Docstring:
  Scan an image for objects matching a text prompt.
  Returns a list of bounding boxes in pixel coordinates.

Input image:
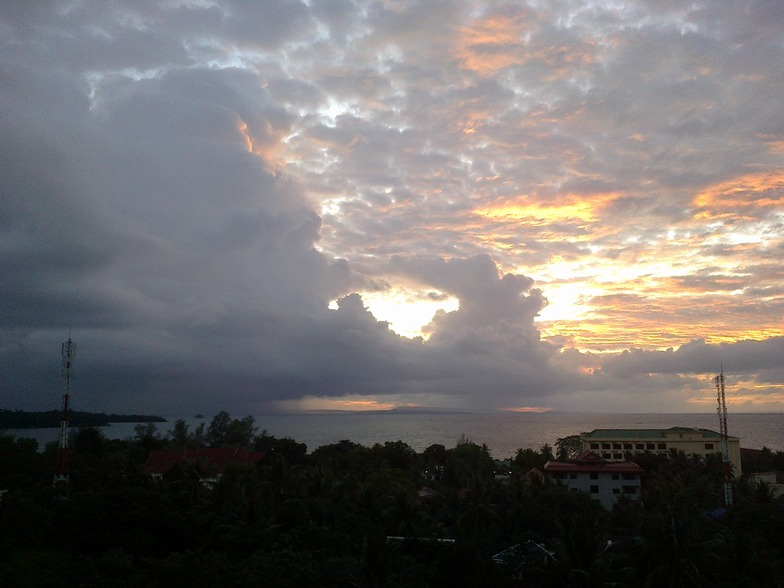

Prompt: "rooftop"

[582,427,735,440]
[544,451,643,474]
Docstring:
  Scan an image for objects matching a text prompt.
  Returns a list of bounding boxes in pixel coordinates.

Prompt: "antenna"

[53,337,75,491]
[715,368,732,506]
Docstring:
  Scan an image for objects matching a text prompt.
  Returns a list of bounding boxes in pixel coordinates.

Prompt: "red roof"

[544,451,643,474]
[144,447,266,476]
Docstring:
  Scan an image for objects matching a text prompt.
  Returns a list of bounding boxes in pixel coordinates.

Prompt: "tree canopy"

[1,414,782,586]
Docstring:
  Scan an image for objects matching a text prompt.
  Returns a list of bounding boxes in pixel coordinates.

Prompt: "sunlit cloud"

[455,14,530,74]
[502,406,553,413]
[693,172,784,220]
[359,287,460,339]
[274,397,397,412]
[474,195,605,225]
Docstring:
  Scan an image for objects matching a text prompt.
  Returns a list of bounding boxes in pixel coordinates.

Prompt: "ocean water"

[7,412,783,458]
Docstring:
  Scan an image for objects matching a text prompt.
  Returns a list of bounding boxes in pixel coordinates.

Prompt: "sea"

[5,412,783,459]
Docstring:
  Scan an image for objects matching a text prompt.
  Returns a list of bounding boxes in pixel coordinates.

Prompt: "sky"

[1,0,782,416]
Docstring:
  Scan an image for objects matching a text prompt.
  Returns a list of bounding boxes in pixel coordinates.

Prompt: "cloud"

[1,1,782,415]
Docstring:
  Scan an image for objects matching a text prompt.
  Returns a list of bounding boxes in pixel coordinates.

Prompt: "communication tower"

[715,369,733,506]
[53,337,75,490]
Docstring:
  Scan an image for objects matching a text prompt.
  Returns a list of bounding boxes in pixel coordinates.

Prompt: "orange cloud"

[236,117,284,173]
[502,406,553,413]
[539,287,784,352]
[473,192,618,226]
[693,171,784,219]
[455,13,598,78]
[276,397,397,412]
[455,14,530,74]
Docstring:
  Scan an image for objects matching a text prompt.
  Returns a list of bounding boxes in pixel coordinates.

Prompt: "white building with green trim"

[581,427,741,475]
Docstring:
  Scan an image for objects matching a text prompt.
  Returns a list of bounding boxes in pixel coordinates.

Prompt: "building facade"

[747,472,784,500]
[581,427,742,475]
[544,451,643,509]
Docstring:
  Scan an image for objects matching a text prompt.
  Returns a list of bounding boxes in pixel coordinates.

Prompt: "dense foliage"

[1,413,783,587]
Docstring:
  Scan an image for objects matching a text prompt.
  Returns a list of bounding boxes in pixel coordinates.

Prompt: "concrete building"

[544,451,643,509]
[747,472,784,500]
[581,427,741,475]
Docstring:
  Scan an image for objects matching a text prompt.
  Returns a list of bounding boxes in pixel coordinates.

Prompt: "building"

[581,427,742,475]
[747,472,784,500]
[544,451,643,508]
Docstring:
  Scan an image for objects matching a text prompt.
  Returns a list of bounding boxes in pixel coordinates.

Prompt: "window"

[612,488,620,494]
[590,472,598,480]
[657,443,666,449]
[613,443,621,450]
[590,485,599,494]
[602,453,611,459]
[704,443,714,450]
[569,473,577,479]
[590,443,599,449]
[623,443,632,450]
[622,473,636,480]
[646,443,655,450]
[636,443,644,450]
[613,453,622,460]
[623,486,637,494]
[611,474,619,480]
[602,443,610,449]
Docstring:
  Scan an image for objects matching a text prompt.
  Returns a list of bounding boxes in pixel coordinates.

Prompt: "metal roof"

[582,427,732,440]
[544,451,643,474]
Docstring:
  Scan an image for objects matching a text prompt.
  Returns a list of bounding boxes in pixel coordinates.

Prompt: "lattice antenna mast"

[715,368,733,506]
[53,337,75,489]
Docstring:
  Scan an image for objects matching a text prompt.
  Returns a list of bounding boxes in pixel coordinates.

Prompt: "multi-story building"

[581,427,741,475]
[544,450,643,508]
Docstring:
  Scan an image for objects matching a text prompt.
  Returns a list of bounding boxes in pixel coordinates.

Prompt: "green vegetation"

[1,413,783,586]
[0,409,166,429]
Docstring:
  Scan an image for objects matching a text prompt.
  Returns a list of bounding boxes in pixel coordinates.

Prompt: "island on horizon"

[0,409,167,429]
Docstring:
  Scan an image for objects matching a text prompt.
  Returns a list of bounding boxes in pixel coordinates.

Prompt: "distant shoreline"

[0,409,166,429]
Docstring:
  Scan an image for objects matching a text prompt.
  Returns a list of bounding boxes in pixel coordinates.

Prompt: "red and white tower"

[53,337,75,489]
[716,369,733,506]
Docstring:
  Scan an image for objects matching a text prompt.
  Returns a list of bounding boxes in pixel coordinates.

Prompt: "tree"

[206,412,257,448]
[444,440,495,497]
[555,434,584,460]
[254,433,307,466]
[540,442,554,462]
[310,440,371,475]
[422,444,448,482]
[167,419,190,448]
[191,422,206,448]
[206,411,231,447]
[369,440,418,473]
[226,416,257,448]
[513,448,543,474]
[134,422,160,442]
[553,509,610,586]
